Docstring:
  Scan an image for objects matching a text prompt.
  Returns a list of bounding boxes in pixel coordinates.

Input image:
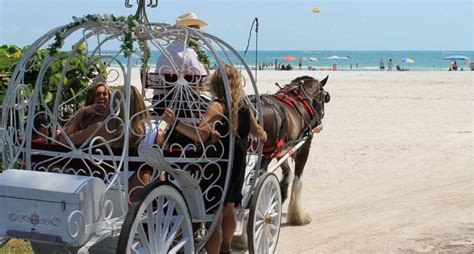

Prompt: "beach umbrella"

[444,55,470,61]
[282,56,296,62]
[400,58,415,64]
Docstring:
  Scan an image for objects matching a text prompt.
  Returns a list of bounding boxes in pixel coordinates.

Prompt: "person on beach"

[162,65,267,254]
[450,60,458,71]
[388,59,393,71]
[298,57,303,70]
[379,58,385,71]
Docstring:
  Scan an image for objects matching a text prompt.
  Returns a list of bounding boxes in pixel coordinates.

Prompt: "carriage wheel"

[117,182,194,254]
[247,172,282,254]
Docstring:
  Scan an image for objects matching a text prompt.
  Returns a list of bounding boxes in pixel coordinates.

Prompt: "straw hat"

[175,12,208,28]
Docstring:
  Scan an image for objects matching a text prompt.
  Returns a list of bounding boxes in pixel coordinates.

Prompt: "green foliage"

[0,45,24,104]
[189,39,211,67]
[0,44,107,110]
[0,240,32,254]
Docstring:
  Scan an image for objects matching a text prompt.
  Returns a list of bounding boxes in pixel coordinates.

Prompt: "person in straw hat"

[153,12,209,114]
[175,12,208,29]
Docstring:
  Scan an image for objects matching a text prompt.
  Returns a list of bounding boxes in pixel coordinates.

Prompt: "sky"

[0,0,473,51]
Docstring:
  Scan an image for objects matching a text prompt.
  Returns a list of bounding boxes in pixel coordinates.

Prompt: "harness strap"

[274,93,299,108]
[291,90,316,118]
[262,96,289,159]
[263,138,285,159]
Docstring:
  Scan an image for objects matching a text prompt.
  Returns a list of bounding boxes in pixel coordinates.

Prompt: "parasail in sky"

[312,7,320,14]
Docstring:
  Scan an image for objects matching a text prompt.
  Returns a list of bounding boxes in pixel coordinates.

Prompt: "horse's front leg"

[287,138,312,225]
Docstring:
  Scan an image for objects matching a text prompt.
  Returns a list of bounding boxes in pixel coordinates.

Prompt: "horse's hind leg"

[279,159,292,204]
[287,139,312,226]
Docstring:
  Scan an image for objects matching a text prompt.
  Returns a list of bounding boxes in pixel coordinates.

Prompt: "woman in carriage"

[163,65,267,253]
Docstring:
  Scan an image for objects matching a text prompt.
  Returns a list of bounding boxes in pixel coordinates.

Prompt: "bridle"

[314,86,328,119]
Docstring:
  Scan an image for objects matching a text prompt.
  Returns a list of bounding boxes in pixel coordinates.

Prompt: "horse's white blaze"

[287,176,311,225]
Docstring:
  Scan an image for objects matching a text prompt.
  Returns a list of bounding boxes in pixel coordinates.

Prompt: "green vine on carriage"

[48,14,140,57]
[189,39,211,67]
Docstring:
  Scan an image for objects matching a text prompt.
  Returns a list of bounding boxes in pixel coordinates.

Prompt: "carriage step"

[192,214,215,223]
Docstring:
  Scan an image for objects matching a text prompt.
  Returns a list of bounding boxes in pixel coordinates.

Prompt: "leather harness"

[262,84,319,159]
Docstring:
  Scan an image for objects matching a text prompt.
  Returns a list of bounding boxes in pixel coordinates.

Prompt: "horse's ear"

[320,75,329,87]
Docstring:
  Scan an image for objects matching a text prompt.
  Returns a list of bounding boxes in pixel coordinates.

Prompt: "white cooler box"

[0,169,106,246]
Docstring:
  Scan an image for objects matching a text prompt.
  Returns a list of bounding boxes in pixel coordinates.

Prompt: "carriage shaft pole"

[267,138,309,174]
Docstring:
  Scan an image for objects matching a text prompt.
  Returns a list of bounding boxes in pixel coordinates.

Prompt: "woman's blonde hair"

[129,86,151,147]
[207,65,243,137]
[110,86,151,148]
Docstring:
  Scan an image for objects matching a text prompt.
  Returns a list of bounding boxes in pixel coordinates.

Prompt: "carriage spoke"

[255,219,265,228]
[145,204,156,251]
[266,186,276,209]
[169,238,188,254]
[255,221,265,244]
[161,200,176,244]
[258,186,269,212]
[131,241,141,254]
[267,223,279,232]
[260,227,266,252]
[164,214,184,250]
[259,227,268,254]
[268,198,279,213]
[266,226,275,248]
[154,196,165,252]
[269,211,279,218]
[256,207,265,219]
[137,222,152,254]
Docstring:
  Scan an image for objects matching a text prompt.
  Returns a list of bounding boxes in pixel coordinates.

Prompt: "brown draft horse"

[258,75,330,225]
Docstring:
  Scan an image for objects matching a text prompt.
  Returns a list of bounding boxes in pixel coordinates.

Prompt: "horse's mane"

[291,75,316,83]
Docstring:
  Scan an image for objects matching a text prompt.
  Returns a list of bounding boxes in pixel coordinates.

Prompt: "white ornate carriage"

[0,1,282,253]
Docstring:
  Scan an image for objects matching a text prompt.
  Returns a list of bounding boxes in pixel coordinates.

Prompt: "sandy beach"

[1,69,472,254]
[121,69,473,253]
[248,70,473,253]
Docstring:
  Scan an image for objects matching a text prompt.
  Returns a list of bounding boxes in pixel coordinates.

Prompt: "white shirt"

[155,40,207,76]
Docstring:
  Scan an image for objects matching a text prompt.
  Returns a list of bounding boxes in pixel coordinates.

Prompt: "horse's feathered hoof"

[287,176,312,226]
[231,235,248,251]
[287,210,312,226]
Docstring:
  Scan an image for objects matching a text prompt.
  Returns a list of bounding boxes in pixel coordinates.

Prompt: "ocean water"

[110,50,474,71]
